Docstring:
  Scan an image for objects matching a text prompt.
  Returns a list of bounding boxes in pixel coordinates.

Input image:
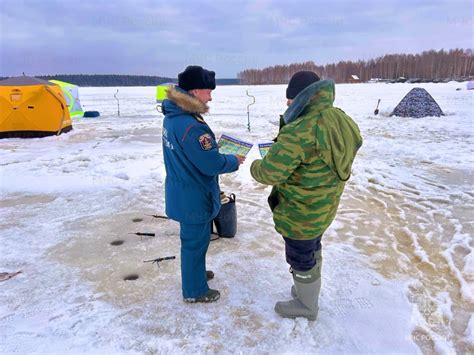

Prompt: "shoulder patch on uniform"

[198,133,213,150]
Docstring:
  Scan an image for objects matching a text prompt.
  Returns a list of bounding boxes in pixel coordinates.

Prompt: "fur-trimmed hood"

[163,86,209,116]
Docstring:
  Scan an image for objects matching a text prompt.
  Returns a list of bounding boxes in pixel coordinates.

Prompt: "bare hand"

[235,155,246,165]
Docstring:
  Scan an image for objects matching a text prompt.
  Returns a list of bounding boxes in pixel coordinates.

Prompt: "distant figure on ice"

[162,66,245,303]
[251,71,363,320]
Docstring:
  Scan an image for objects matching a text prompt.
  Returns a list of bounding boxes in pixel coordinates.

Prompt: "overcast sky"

[1,0,472,78]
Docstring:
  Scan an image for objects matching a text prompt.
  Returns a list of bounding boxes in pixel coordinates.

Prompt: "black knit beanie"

[178,65,216,91]
[286,71,320,99]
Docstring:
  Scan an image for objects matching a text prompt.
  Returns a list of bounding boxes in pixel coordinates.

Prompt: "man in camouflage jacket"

[250,71,363,320]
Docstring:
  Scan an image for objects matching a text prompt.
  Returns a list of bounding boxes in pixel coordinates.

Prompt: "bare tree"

[238,48,474,84]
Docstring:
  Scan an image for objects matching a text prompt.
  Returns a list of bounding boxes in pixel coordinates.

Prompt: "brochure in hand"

[218,134,253,156]
[258,142,273,158]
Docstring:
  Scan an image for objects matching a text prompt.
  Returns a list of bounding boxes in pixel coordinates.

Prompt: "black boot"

[184,289,220,303]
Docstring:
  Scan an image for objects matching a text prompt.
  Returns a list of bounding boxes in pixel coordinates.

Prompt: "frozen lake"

[1,82,473,354]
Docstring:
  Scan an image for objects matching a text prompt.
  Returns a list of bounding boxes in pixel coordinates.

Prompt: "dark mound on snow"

[391,88,444,118]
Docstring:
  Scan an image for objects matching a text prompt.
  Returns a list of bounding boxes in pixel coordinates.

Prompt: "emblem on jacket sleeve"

[199,133,213,151]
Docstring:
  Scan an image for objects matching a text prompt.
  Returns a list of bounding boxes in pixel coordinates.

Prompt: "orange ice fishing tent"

[0,76,72,138]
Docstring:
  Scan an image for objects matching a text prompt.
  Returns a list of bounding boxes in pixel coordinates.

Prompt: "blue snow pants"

[179,221,212,298]
[283,236,322,272]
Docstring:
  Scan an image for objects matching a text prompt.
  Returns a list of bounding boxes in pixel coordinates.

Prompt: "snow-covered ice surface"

[1,82,473,354]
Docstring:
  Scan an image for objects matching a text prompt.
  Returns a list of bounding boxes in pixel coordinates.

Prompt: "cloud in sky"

[0,0,472,78]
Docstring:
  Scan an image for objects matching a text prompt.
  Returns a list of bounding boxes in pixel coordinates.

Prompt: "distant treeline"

[0,74,240,87]
[2,49,472,86]
[237,48,474,84]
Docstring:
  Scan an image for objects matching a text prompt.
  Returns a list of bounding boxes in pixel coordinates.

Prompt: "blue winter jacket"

[162,86,239,224]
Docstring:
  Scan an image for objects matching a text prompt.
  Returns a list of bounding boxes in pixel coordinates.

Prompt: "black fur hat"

[178,65,216,91]
[286,71,320,99]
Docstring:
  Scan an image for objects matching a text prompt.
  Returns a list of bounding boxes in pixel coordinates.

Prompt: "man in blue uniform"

[162,66,245,303]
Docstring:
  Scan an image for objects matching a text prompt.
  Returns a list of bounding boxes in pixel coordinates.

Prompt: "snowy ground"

[1,82,473,354]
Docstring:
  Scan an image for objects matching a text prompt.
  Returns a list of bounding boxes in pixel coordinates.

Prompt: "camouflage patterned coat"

[250,80,363,239]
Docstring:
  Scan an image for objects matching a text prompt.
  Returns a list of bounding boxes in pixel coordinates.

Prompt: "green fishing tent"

[156,83,174,103]
[49,80,84,117]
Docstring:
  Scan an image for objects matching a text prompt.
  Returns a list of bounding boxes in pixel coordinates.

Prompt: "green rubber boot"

[290,249,322,299]
[275,269,321,320]
[277,251,322,320]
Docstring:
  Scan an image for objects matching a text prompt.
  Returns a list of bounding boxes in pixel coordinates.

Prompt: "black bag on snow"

[213,193,237,238]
